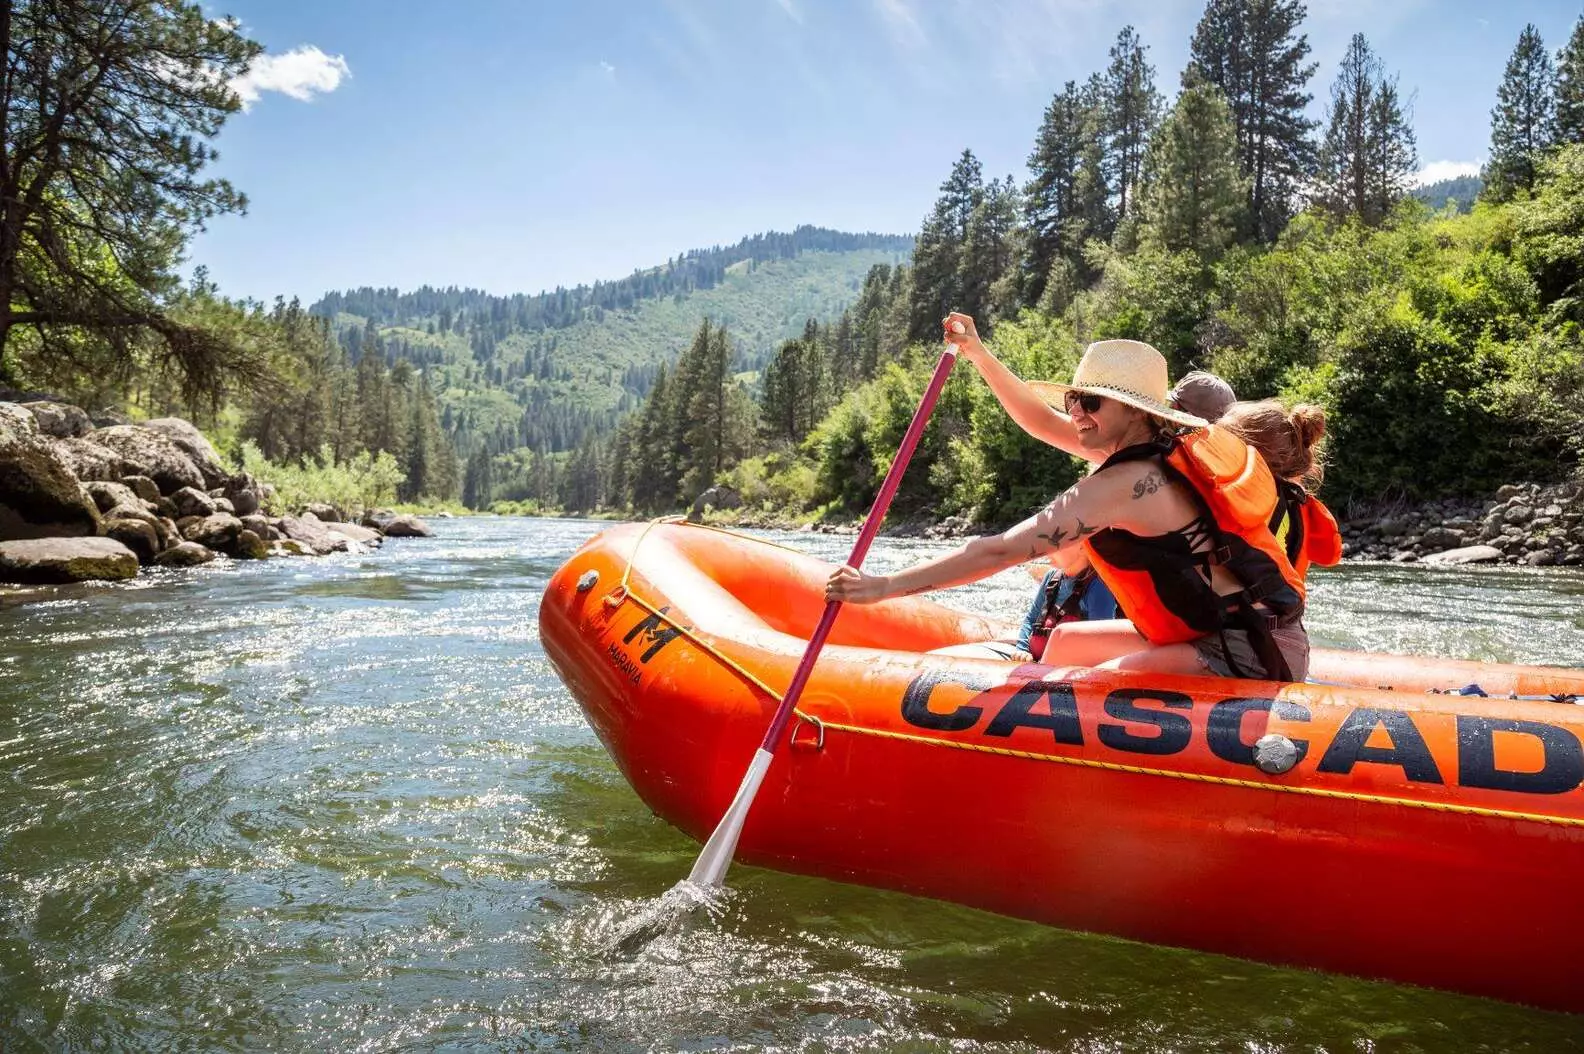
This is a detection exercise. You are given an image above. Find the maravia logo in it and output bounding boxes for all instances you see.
[623,607,684,663]
[899,669,1584,796]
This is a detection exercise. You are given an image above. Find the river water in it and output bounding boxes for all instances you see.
[3,516,1583,1052]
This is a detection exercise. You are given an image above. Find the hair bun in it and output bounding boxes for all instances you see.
[1291,404,1326,448]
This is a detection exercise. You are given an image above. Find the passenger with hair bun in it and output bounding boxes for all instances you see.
[1217,400,1342,579]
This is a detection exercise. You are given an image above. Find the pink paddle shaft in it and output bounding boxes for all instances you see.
[756,343,960,752]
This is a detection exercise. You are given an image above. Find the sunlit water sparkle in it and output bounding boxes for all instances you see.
[2,516,1582,1051]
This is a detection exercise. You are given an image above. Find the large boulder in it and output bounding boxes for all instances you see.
[181,512,243,550]
[91,426,205,495]
[1422,544,1504,566]
[83,480,145,515]
[277,513,340,555]
[303,501,342,523]
[0,536,138,583]
[240,514,277,541]
[0,405,101,540]
[382,514,432,538]
[362,508,397,532]
[55,436,133,481]
[223,472,263,517]
[230,529,269,560]
[169,486,218,519]
[141,418,228,489]
[103,518,161,564]
[120,475,161,505]
[21,401,93,438]
[154,541,217,568]
[328,521,382,546]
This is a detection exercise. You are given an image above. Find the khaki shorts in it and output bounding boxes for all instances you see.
[1191,620,1310,682]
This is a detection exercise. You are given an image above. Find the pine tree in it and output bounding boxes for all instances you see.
[1554,17,1584,145]
[1140,83,1248,261]
[1486,24,1556,201]
[958,177,1021,325]
[1184,0,1317,241]
[1023,82,1086,306]
[1105,27,1162,222]
[1073,75,1117,261]
[1315,34,1417,226]
[908,150,984,340]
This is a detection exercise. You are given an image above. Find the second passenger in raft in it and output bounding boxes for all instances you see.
[824,317,1312,681]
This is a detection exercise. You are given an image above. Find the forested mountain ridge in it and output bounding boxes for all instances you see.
[307,228,911,460]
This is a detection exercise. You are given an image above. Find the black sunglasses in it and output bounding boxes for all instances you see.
[1064,391,1107,415]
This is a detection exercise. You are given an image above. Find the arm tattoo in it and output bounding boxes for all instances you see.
[1036,524,1068,549]
[1132,471,1166,500]
[1075,518,1098,538]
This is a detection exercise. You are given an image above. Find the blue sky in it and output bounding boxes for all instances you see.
[189,0,1582,305]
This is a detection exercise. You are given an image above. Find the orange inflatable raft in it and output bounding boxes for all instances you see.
[540,521,1584,1012]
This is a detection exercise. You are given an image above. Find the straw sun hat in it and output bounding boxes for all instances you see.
[1028,339,1209,430]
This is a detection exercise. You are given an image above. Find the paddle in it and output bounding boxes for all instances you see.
[686,326,963,887]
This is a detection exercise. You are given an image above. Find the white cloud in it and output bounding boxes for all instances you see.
[1413,160,1482,186]
[599,60,616,75]
[230,45,350,109]
[775,0,803,23]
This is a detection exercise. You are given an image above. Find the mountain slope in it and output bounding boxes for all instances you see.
[310,228,911,455]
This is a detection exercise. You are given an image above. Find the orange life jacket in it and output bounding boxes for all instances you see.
[1080,430,1306,676]
[1272,479,1343,578]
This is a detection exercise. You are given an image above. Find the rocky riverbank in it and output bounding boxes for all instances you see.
[1340,480,1584,566]
[0,399,433,585]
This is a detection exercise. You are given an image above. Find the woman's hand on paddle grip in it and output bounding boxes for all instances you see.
[942,312,985,359]
[825,564,889,604]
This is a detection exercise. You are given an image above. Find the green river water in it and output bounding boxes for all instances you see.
[2,516,1583,1052]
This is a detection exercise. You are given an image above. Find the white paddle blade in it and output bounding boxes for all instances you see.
[687,747,774,887]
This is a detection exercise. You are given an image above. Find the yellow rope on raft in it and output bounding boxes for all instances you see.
[604,519,1584,832]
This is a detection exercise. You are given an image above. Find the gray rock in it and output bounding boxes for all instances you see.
[155,496,178,519]
[240,514,276,541]
[1526,550,1558,567]
[1542,504,1565,518]
[140,418,228,489]
[230,528,269,560]
[1418,526,1466,552]
[382,514,432,538]
[328,522,381,546]
[103,518,160,564]
[181,512,243,549]
[120,475,161,504]
[212,497,235,515]
[154,541,217,568]
[362,508,397,532]
[270,539,314,557]
[1504,504,1534,525]
[0,536,138,583]
[1377,515,1411,537]
[21,401,93,438]
[83,480,142,515]
[53,436,131,482]
[91,426,204,494]
[303,501,342,523]
[169,486,217,519]
[1496,484,1523,500]
[1390,550,1419,563]
[0,410,101,541]
[223,473,263,517]
[1422,544,1504,565]
[277,513,339,555]
[102,503,160,531]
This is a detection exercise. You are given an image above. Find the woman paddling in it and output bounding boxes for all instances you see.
[825,314,1310,680]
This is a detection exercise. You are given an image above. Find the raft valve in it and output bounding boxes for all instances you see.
[576,569,599,593]
[1253,734,1299,775]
